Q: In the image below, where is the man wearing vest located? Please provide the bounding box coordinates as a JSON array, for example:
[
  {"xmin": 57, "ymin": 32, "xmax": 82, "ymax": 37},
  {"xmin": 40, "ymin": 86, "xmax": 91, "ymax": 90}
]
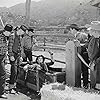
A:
[
  {"xmin": 0, "ymin": 24, "xmax": 13, "ymax": 99},
  {"xmin": 8, "ymin": 25, "xmax": 24, "ymax": 94}
]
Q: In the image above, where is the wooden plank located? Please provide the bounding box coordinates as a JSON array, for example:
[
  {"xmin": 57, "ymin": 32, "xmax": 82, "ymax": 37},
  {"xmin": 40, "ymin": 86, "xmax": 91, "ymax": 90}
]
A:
[
  {"xmin": 32, "ymin": 54, "xmax": 65, "ymax": 64},
  {"xmin": 36, "ymin": 45, "xmax": 65, "ymax": 51},
  {"xmin": 33, "ymin": 33, "xmax": 74, "ymax": 38}
]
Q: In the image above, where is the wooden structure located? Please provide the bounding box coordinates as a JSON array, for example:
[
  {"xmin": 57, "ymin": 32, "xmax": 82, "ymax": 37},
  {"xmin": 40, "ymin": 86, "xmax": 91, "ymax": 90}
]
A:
[
  {"xmin": 65, "ymin": 41, "xmax": 81, "ymax": 87},
  {"xmin": 17, "ymin": 64, "xmax": 66, "ymax": 92},
  {"xmin": 17, "ymin": 33, "xmax": 82, "ymax": 91}
]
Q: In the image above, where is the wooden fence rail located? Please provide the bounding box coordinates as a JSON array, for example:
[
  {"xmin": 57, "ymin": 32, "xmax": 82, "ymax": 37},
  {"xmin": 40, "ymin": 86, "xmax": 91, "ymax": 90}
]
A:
[{"xmin": 32, "ymin": 32, "xmax": 73, "ymax": 64}]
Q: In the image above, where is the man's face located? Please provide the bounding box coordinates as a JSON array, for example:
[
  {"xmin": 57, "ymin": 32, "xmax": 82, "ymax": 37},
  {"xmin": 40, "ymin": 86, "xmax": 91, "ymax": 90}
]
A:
[
  {"xmin": 70, "ymin": 28, "xmax": 78, "ymax": 35},
  {"xmin": 17, "ymin": 29, "xmax": 25, "ymax": 36},
  {"xmin": 37, "ymin": 56, "xmax": 44, "ymax": 63},
  {"xmin": 3, "ymin": 31, "xmax": 11, "ymax": 36},
  {"xmin": 28, "ymin": 31, "xmax": 33, "ymax": 36}
]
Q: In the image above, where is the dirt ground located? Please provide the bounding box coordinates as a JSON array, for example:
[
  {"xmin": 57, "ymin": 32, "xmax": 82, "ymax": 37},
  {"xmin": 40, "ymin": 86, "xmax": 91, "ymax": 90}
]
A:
[
  {"xmin": 3, "ymin": 50, "xmax": 65, "ymax": 100},
  {"xmin": 1, "ymin": 82, "xmax": 41, "ymax": 100},
  {"xmin": 4, "ymin": 50, "xmax": 100, "ymax": 100}
]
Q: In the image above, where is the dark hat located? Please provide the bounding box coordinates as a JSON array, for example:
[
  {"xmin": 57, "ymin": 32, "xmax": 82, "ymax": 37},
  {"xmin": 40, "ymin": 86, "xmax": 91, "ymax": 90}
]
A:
[
  {"xmin": 4, "ymin": 24, "xmax": 13, "ymax": 32},
  {"xmin": 79, "ymin": 27, "xmax": 87, "ymax": 31},
  {"xmin": 69, "ymin": 24, "xmax": 80, "ymax": 31},
  {"xmin": 28, "ymin": 28, "xmax": 34, "ymax": 33},
  {"xmin": 20, "ymin": 25, "xmax": 28, "ymax": 32},
  {"xmin": 14, "ymin": 26, "xmax": 19, "ymax": 31}
]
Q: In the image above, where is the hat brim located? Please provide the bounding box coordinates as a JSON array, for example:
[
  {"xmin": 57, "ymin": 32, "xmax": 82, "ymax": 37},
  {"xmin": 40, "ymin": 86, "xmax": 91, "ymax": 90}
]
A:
[
  {"xmin": 90, "ymin": 21, "xmax": 100, "ymax": 31},
  {"xmin": 80, "ymin": 43, "xmax": 85, "ymax": 46}
]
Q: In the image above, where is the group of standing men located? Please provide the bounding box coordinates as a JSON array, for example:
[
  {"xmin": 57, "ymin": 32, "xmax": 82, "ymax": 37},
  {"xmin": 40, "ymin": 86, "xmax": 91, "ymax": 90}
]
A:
[
  {"xmin": 0, "ymin": 24, "xmax": 37, "ymax": 99},
  {"xmin": 65, "ymin": 21, "xmax": 100, "ymax": 90}
]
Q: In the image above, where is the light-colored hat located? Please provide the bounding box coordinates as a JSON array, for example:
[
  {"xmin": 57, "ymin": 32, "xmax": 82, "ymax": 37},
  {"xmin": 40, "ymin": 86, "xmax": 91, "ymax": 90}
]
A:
[
  {"xmin": 90, "ymin": 21, "xmax": 100, "ymax": 31},
  {"xmin": 89, "ymin": 21, "xmax": 100, "ymax": 38},
  {"xmin": 76, "ymin": 32, "xmax": 88, "ymax": 43}
]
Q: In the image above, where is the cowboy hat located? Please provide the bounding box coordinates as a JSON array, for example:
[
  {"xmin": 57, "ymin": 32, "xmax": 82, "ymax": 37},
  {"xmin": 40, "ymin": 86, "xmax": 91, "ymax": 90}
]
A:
[
  {"xmin": 89, "ymin": 21, "xmax": 100, "ymax": 37},
  {"xmin": 28, "ymin": 28, "xmax": 34, "ymax": 33},
  {"xmin": 69, "ymin": 24, "xmax": 80, "ymax": 31},
  {"xmin": 20, "ymin": 25, "xmax": 28, "ymax": 32},
  {"xmin": 4, "ymin": 24, "xmax": 13, "ymax": 32},
  {"xmin": 90, "ymin": 21, "xmax": 100, "ymax": 31}
]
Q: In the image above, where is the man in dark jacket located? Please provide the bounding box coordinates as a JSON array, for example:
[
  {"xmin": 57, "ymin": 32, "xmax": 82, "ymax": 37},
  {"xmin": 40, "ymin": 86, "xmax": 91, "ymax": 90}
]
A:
[
  {"xmin": 8, "ymin": 25, "xmax": 25, "ymax": 94},
  {"xmin": 0, "ymin": 24, "xmax": 13, "ymax": 99}
]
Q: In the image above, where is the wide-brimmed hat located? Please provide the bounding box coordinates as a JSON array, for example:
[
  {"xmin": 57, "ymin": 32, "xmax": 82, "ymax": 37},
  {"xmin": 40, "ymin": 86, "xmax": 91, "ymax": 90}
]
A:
[
  {"xmin": 28, "ymin": 28, "xmax": 34, "ymax": 33},
  {"xmin": 90, "ymin": 21, "xmax": 100, "ymax": 31},
  {"xmin": 4, "ymin": 24, "xmax": 13, "ymax": 32},
  {"xmin": 20, "ymin": 25, "xmax": 28, "ymax": 32},
  {"xmin": 69, "ymin": 24, "xmax": 80, "ymax": 31},
  {"xmin": 79, "ymin": 27, "xmax": 87, "ymax": 31},
  {"xmin": 88, "ymin": 21, "xmax": 100, "ymax": 37}
]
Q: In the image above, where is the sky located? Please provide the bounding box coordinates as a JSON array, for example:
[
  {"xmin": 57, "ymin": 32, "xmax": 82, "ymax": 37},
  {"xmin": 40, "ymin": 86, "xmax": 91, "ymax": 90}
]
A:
[{"xmin": 0, "ymin": 0, "xmax": 42, "ymax": 7}]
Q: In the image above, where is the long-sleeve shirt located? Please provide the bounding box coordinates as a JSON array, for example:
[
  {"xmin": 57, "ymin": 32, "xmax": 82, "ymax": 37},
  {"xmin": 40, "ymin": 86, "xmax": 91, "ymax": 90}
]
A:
[
  {"xmin": 0, "ymin": 31, "xmax": 8, "ymax": 55},
  {"xmin": 8, "ymin": 32, "xmax": 21, "ymax": 57}
]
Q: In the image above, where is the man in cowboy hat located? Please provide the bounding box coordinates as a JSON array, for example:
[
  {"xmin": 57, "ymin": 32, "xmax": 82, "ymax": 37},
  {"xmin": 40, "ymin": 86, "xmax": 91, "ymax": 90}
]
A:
[
  {"xmin": 68, "ymin": 24, "xmax": 81, "ymax": 39},
  {"xmin": 0, "ymin": 24, "xmax": 13, "ymax": 99},
  {"xmin": 76, "ymin": 31, "xmax": 90, "ymax": 89},
  {"xmin": 21, "ymin": 27, "xmax": 38, "ymax": 63},
  {"xmin": 88, "ymin": 21, "xmax": 100, "ymax": 89},
  {"xmin": 8, "ymin": 25, "xmax": 25, "ymax": 94}
]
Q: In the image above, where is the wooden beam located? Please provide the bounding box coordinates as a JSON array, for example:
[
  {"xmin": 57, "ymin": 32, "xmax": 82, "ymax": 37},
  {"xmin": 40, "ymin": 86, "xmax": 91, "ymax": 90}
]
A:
[
  {"xmin": 33, "ymin": 33, "xmax": 74, "ymax": 38},
  {"xmin": 25, "ymin": 0, "xmax": 31, "ymax": 26}
]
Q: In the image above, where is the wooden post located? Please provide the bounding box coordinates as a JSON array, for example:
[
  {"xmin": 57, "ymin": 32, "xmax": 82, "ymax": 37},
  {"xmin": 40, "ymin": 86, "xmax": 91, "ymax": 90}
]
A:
[
  {"xmin": 25, "ymin": 0, "xmax": 31, "ymax": 26},
  {"xmin": 65, "ymin": 41, "xmax": 81, "ymax": 87}
]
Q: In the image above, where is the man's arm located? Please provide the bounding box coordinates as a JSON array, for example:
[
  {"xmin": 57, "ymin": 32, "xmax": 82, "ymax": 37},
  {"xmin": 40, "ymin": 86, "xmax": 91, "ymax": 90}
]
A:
[
  {"xmin": 31, "ymin": 36, "xmax": 38, "ymax": 47},
  {"xmin": 8, "ymin": 35, "xmax": 14, "ymax": 57},
  {"xmin": 20, "ymin": 37, "xmax": 26, "ymax": 58},
  {"xmin": 46, "ymin": 50, "xmax": 54, "ymax": 67}
]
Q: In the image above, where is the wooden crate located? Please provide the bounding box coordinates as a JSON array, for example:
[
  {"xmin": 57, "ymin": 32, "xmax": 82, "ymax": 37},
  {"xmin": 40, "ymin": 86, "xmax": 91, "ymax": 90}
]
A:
[{"xmin": 17, "ymin": 66, "xmax": 66, "ymax": 91}]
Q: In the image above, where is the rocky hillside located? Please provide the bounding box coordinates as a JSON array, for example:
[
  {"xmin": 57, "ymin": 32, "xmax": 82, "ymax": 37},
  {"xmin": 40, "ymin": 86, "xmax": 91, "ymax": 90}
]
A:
[{"xmin": 0, "ymin": 0, "xmax": 99, "ymax": 26}]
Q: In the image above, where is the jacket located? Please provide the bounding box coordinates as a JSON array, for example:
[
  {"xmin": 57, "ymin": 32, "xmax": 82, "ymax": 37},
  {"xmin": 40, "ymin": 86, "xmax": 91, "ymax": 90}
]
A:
[
  {"xmin": 8, "ymin": 32, "xmax": 22, "ymax": 57},
  {"xmin": 0, "ymin": 30, "xmax": 7, "ymax": 55}
]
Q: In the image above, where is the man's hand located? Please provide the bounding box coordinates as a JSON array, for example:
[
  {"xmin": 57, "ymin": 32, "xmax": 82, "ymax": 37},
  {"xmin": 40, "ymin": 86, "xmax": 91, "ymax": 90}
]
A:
[
  {"xmin": 23, "ymin": 64, "xmax": 29, "ymax": 71},
  {"xmin": 34, "ymin": 64, "xmax": 42, "ymax": 70},
  {"xmin": 89, "ymin": 61, "xmax": 95, "ymax": 71},
  {"xmin": 48, "ymin": 50, "xmax": 53, "ymax": 55},
  {"xmin": 10, "ymin": 56, "xmax": 15, "ymax": 61},
  {"xmin": 20, "ymin": 57, "xmax": 23, "ymax": 62},
  {"xmin": 22, "ymin": 52, "xmax": 26, "ymax": 58}
]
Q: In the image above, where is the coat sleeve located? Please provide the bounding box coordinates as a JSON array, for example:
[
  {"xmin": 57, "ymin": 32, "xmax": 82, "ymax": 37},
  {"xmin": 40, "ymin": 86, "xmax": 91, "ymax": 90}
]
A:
[
  {"xmin": 8, "ymin": 35, "xmax": 14, "ymax": 57},
  {"xmin": 20, "ymin": 37, "xmax": 25, "ymax": 57}
]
